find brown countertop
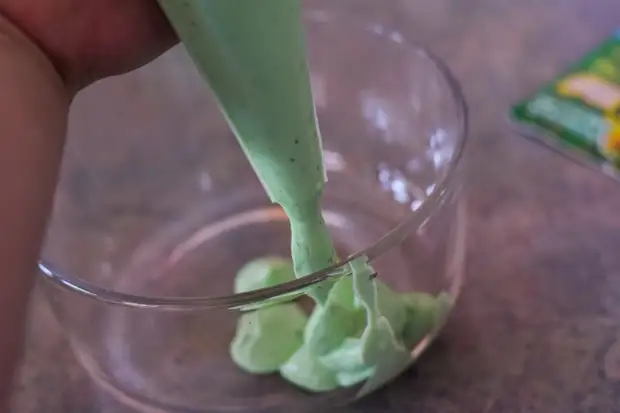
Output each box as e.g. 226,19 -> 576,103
12,0 -> 620,412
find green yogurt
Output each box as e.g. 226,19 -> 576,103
229,256 -> 449,393
231,302 -> 307,374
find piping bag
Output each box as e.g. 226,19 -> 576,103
157,0 -> 336,304
156,0 -> 450,395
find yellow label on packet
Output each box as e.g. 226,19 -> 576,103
599,104 -> 620,161
556,74 -> 620,160
557,74 -> 620,110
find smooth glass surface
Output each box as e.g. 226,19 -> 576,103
40,7 -> 467,413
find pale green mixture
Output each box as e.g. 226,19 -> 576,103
158,0 -> 450,393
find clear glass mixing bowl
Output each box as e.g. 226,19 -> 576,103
39,6 -> 468,413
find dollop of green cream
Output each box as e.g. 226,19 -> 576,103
280,344 -> 339,392
230,256 -> 451,393
304,275 -> 365,356
234,257 -> 295,294
230,302 -> 307,374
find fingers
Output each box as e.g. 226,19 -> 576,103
0,0 -> 179,91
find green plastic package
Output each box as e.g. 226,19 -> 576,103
511,29 -> 620,178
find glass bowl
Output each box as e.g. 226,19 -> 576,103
39,5 -> 468,413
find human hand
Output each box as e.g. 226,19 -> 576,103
0,0 -> 177,91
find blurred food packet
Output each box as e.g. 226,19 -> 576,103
510,29 -> 620,180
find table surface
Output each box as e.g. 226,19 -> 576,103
13,1 -> 620,412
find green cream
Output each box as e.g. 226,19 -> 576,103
231,302 -> 307,374
401,292 -> 450,348
229,257 -> 449,393
303,275 -> 364,356
158,0 -> 449,394
280,344 -> 340,392
234,257 -> 295,294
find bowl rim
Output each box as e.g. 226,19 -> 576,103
38,9 -> 469,311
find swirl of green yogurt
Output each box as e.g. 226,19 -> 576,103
229,256 -> 450,393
